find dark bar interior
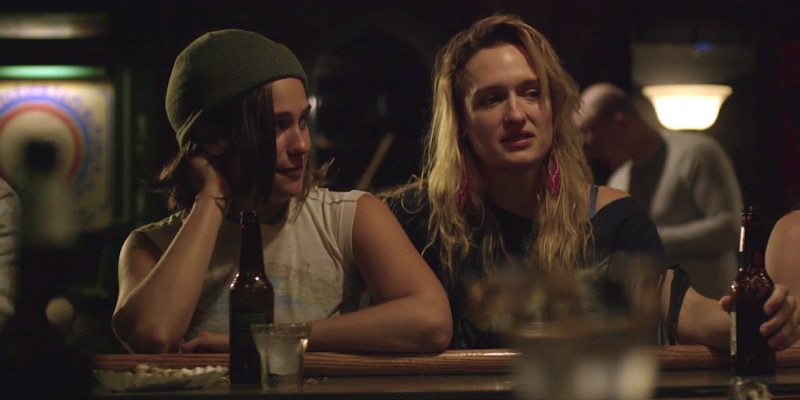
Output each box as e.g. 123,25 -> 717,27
0,1 -> 798,398
1,0 -> 798,355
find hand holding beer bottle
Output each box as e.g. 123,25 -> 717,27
730,206 -> 776,376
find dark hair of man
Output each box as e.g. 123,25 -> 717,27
592,86 -> 640,123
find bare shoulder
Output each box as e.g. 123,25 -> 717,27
772,211 -> 800,240
356,191 -> 388,211
119,231 -> 162,266
353,193 -> 404,234
122,230 -> 159,251
594,185 -> 631,213
353,192 -> 400,227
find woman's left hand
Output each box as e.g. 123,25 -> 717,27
180,331 -> 230,353
720,284 -> 800,350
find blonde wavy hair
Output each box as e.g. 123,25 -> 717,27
387,14 -> 594,286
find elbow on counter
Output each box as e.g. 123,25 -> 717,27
417,307 -> 453,352
111,309 -> 182,354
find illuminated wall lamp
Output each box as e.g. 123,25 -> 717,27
642,84 -> 732,131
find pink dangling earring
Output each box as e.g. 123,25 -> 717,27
547,151 -> 561,199
457,150 -> 468,212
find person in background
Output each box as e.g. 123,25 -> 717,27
767,211 -> 800,299
576,82 -> 743,300
112,29 -> 451,354
0,177 -> 20,332
382,14 -> 799,350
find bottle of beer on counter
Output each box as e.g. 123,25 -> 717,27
229,210 -> 274,384
730,205 -> 776,376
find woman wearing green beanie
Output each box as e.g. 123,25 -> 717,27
111,29 -> 452,354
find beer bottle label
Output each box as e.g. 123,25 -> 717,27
730,311 -> 736,356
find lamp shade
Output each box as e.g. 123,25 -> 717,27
642,84 -> 732,131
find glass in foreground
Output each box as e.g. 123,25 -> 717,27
251,323 -> 311,391
476,251 -> 663,399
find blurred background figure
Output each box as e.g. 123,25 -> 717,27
0,139 -> 92,398
0,176 -> 20,332
576,82 -> 743,300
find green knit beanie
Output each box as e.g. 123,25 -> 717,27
166,29 -> 307,147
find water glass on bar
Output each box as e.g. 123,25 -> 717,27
504,252 -> 664,399
251,323 -> 311,391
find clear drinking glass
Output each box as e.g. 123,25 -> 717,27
251,323 -> 311,391
728,377 -> 773,400
496,252 -> 664,399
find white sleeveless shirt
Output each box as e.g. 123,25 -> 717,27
134,187 -> 367,340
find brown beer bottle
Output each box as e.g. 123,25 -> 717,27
229,211 -> 274,384
730,206 -> 776,376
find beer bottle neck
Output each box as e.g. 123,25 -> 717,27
239,222 -> 265,275
740,219 -> 766,273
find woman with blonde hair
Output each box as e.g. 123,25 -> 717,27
383,14 -> 799,350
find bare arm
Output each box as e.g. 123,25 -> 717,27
767,212 -> 800,298
666,269 -> 800,350
672,212 -> 800,350
658,140 -> 743,257
598,187 -> 730,348
595,186 -> 796,350
181,193 -> 453,354
112,195 -> 226,353
113,155 -> 231,353
305,193 -> 452,352
662,272 -> 730,348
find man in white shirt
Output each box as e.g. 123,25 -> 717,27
575,82 -> 743,300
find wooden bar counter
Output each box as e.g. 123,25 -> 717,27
93,345 -> 800,376
90,345 -> 800,399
